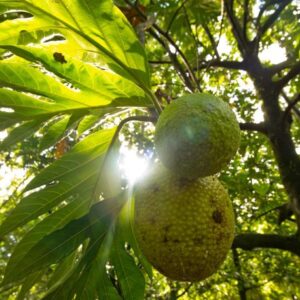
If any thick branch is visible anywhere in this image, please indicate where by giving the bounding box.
[197,59,247,71]
[276,61,300,90]
[233,233,300,256]
[268,59,296,75]
[239,122,267,134]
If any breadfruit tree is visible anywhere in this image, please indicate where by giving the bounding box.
[0,0,299,299]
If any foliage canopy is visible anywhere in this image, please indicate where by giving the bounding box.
[0,0,299,299]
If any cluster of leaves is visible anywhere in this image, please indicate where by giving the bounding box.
[0,0,155,299]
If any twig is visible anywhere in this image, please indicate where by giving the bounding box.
[166,0,188,34]
[202,23,220,60]
[123,0,199,91]
[149,60,172,65]
[148,28,194,91]
[258,0,292,38]
[176,283,193,299]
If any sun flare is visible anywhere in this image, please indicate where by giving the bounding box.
[119,147,149,184]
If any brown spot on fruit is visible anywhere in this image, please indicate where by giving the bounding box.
[212,210,223,224]
[193,237,203,245]
[150,184,160,193]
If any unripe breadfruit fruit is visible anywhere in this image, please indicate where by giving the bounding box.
[134,163,235,282]
[154,93,240,178]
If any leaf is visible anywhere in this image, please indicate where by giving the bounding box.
[110,236,145,300]
[43,222,117,300]
[99,140,123,199]
[3,191,94,289]
[0,88,74,119]
[0,128,116,236]
[77,108,120,137]
[0,47,150,109]
[72,226,117,300]
[2,195,124,286]
[39,115,71,151]
[47,251,78,290]
[0,118,46,150]
[16,271,44,300]
[97,272,122,300]
[0,0,150,87]
[118,196,152,279]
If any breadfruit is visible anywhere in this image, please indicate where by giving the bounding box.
[154,93,240,178]
[134,163,235,282]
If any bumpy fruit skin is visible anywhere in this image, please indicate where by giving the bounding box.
[134,163,235,282]
[155,93,240,178]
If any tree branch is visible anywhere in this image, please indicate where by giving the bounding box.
[149,60,172,65]
[276,61,300,90]
[242,0,250,41]
[281,91,300,120]
[224,0,249,55]
[255,0,280,27]
[202,23,220,60]
[123,0,199,92]
[233,233,300,256]
[148,28,194,91]
[239,122,267,134]
[166,0,187,34]
[259,0,292,37]
[282,93,300,123]
[267,59,296,75]
[197,59,247,71]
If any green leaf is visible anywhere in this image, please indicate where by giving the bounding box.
[0,88,74,119]
[0,128,116,236]
[39,115,71,151]
[16,271,44,300]
[0,118,46,150]
[47,251,78,291]
[0,46,150,109]
[77,108,121,137]
[110,237,145,300]
[43,221,117,299]
[97,272,122,300]
[2,195,124,286]
[0,0,150,87]
[3,191,93,289]
[118,197,152,279]
[73,226,117,300]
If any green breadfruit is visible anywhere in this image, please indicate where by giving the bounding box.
[134,163,235,282]
[154,93,240,178]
